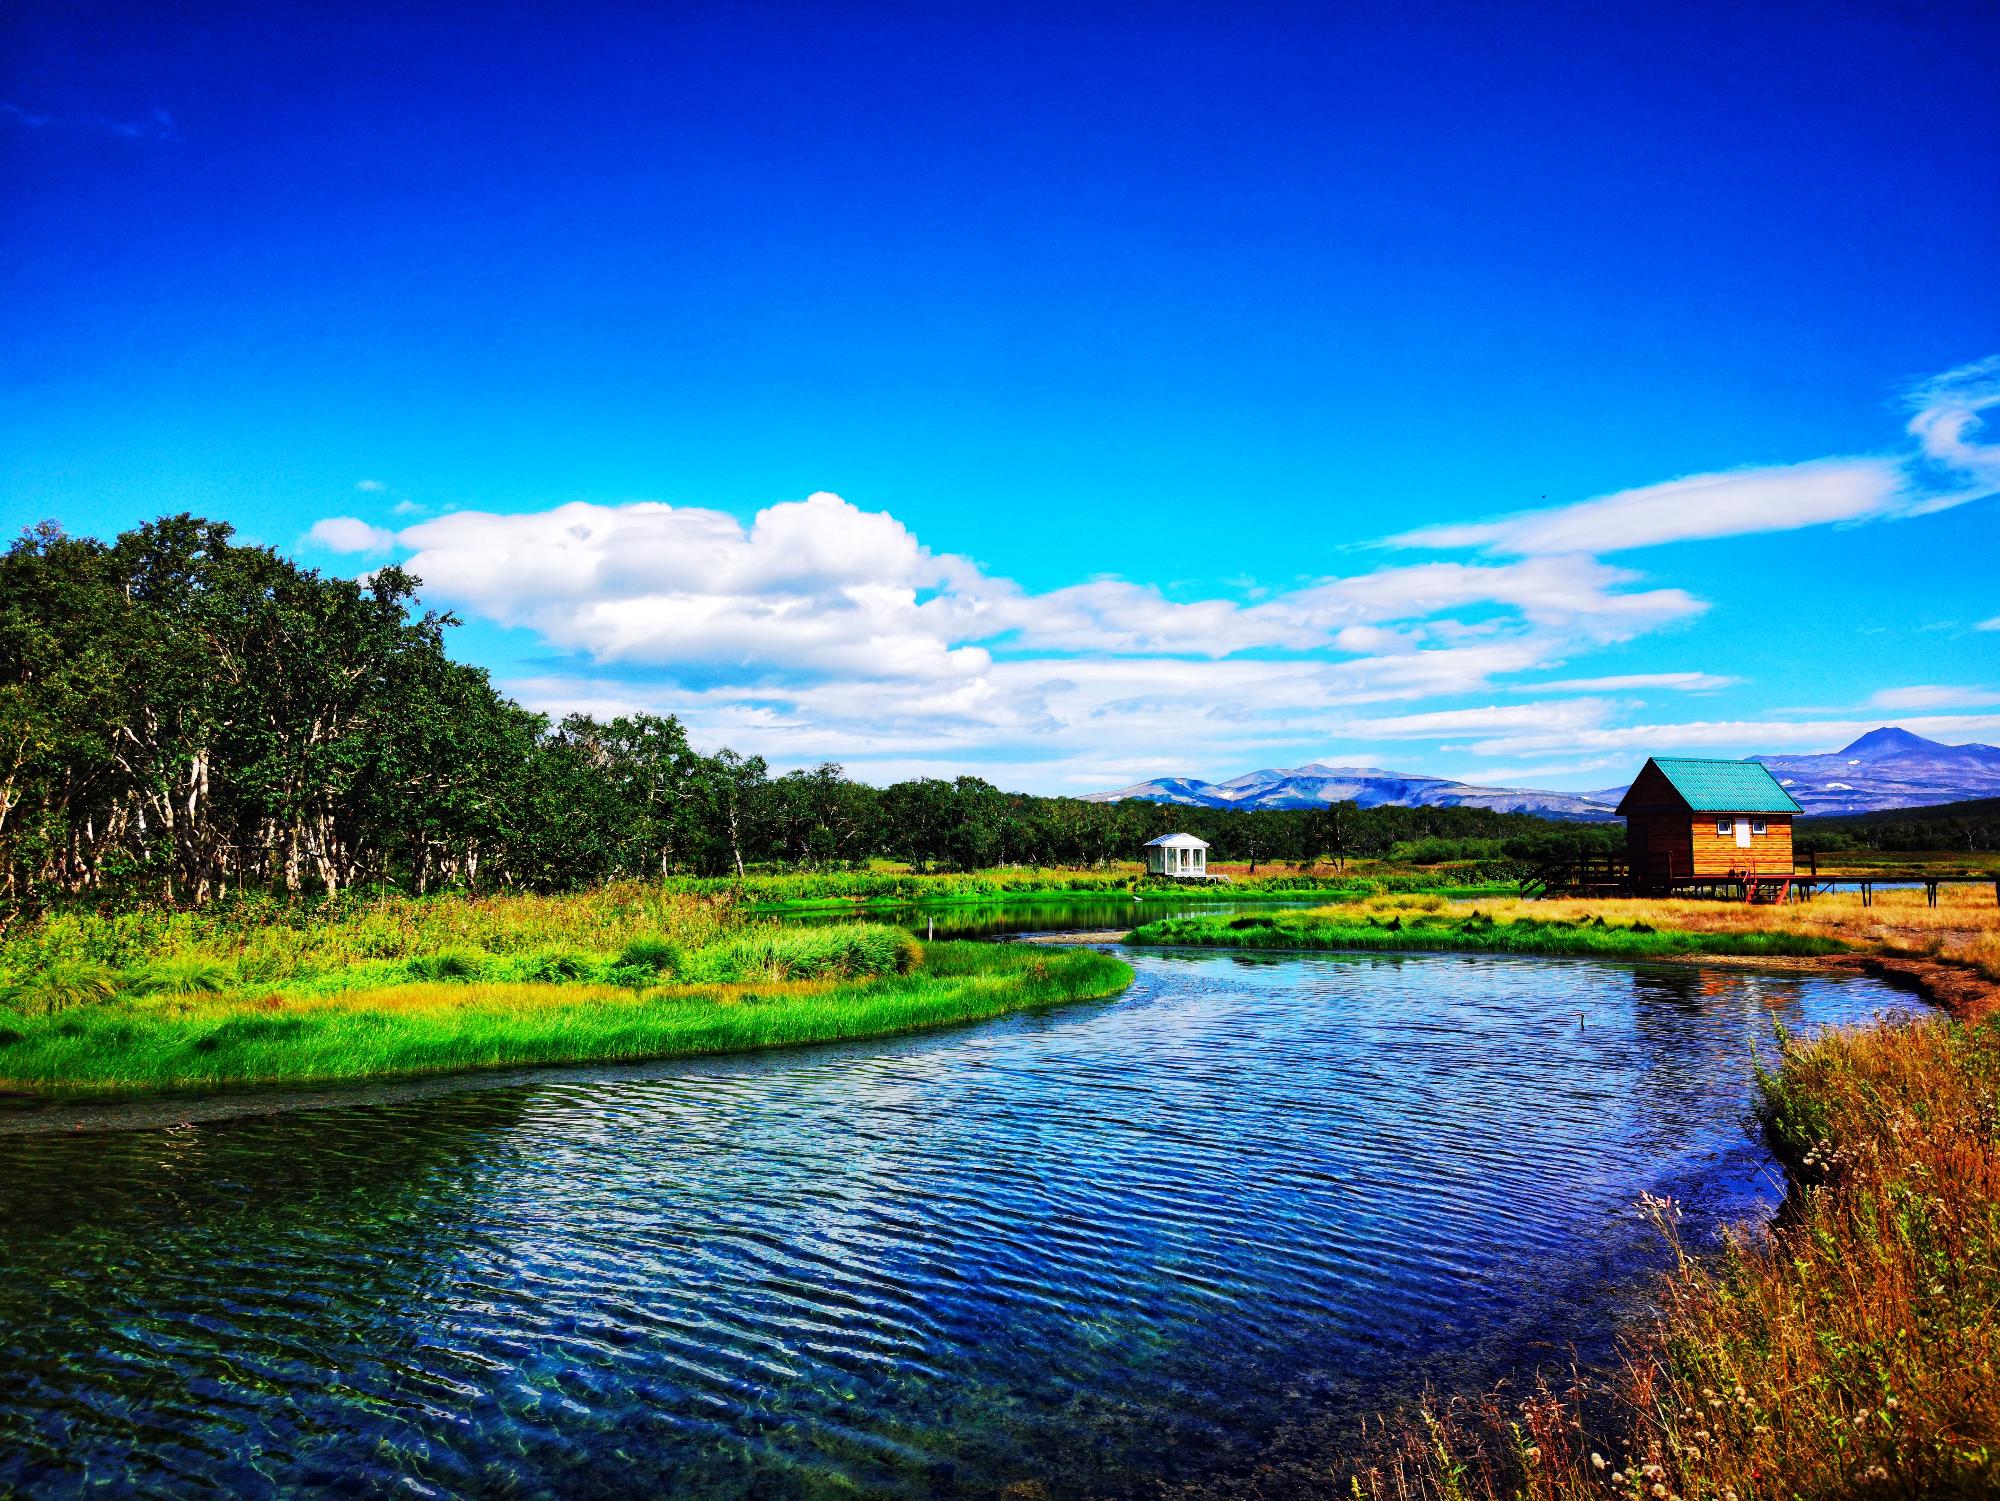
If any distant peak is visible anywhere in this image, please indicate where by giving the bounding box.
[1839,726,1945,758]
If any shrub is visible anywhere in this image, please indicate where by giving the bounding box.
[3,959,120,1015]
[507,948,598,983]
[616,936,686,977]
[401,949,489,983]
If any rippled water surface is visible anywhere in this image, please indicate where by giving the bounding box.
[0,947,1908,1499]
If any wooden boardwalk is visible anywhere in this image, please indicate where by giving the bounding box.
[1525,857,2000,907]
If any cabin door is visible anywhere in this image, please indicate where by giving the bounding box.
[1734,821,1751,849]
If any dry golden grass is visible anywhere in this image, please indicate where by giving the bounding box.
[1323,887,2000,981]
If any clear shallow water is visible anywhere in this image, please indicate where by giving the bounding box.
[0,948,1910,1499]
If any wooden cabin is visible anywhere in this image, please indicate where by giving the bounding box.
[1615,757,1802,885]
[1143,832,1209,878]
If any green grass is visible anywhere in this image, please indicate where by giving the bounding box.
[0,942,1133,1098]
[1124,908,1852,959]
[712,870,1513,911]
[0,882,744,981]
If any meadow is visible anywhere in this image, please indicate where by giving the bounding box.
[662,864,1510,910]
[0,885,1133,1097]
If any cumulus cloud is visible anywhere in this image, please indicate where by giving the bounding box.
[1394,358,2000,556]
[304,485,1718,780]
[312,491,1700,695]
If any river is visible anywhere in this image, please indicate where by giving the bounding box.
[0,909,1913,1498]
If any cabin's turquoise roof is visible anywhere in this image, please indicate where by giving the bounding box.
[1633,757,1803,815]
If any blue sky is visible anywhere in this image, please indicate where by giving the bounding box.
[5,1,1998,792]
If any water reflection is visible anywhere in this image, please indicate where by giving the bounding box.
[0,951,1911,1499]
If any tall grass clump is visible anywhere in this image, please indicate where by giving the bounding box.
[680,924,920,984]
[1345,1015,2000,1499]
[123,956,233,996]
[616,936,685,977]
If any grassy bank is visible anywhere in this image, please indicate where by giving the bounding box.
[0,884,1136,1097]
[1126,906,1850,961]
[1349,1012,2000,1499]
[0,940,1133,1098]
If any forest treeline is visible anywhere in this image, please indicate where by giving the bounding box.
[1800,798,2000,854]
[0,515,1617,912]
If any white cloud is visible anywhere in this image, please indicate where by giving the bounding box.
[1867,685,2000,711]
[355,479,387,493]
[1520,672,1737,693]
[314,492,1698,697]
[1393,359,2000,556]
[307,516,397,553]
[1395,457,1898,555]
[1976,616,2000,632]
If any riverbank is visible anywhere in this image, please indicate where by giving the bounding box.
[1346,1001,2000,1500]
[0,939,1131,1099]
[0,887,1136,1097]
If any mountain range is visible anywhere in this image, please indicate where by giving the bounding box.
[1087,728,2000,821]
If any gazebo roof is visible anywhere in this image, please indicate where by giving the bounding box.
[1143,832,1209,848]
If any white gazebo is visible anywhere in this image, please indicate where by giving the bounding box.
[1143,832,1209,878]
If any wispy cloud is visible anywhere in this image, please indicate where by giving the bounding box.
[354,479,386,493]
[1516,671,1738,693]
[2,101,175,141]
[1391,359,2000,556]
[1867,684,2000,711]
[1980,616,2000,632]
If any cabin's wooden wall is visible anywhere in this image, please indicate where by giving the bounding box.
[1624,813,1690,878]
[1625,812,1795,878]
[1687,816,1793,875]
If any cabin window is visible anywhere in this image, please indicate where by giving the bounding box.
[1751,820,1768,836]
[1716,819,1733,835]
